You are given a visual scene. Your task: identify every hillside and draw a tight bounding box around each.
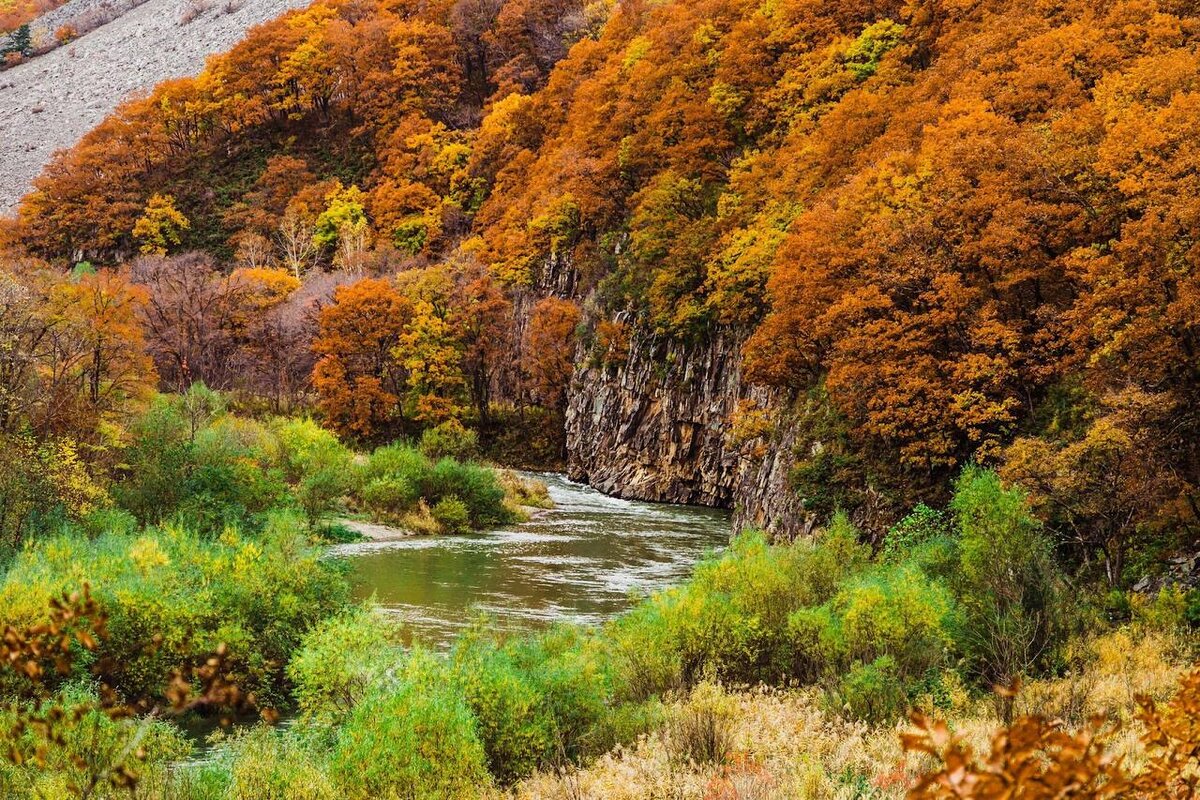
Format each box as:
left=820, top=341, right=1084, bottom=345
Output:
left=2, top=0, right=1200, bottom=796
left=4, top=0, right=1200, bottom=579
left=0, top=0, right=308, bottom=212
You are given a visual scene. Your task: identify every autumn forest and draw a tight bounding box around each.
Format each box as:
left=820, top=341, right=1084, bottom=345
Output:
left=2, top=0, right=1200, bottom=796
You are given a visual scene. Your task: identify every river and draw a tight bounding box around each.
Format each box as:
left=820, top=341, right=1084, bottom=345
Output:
left=328, top=473, right=732, bottom=646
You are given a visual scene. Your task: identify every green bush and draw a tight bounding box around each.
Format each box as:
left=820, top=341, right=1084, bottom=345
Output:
left=298, top=466, right=350, bottom=522
left=115, top=389, right=297, bottom=534
left=185, top=415, right=286, bottom=526
left=360, top=443, right=430, bottom=486
left=420, top=419, right=479, bottom=461
left=0, top=684, right=192, bottom=800
left=505, top=626, right=616, bottom=761
left=331, top=651, right=492, bottom=799
left=355, top=443, right=514, bottom=531
left=882, top=503, right=950, bottom=561
left=112, top=395, right=195, bottom=523
left=836, top=655, right=907, bottom=723
left=79, top=507, right=139, bottom=539
left=951, top=466, right=1064, bottom=685
left=0, top=523, right=349, bottom=708
left=432, top=495, right=471, bottom=533
left=608, top=523, right=870, bottom=690
left=789, top=562, right=959, bottom=710
left=450, top=634, right=556, bottom=783
left=288, top=608, right=401, bottom=724
left=1186, top=589, right=1200, bottom=629
left=179, top=726, right=337, bottom=800
left=424, top=459, right=509, bottom=528
left=360, top=475, right=420, bottom=517
left=271, top=417, right=353, bottom=483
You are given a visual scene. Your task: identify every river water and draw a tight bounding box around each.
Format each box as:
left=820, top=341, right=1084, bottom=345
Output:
left=328, top=473, right=732, bottom=646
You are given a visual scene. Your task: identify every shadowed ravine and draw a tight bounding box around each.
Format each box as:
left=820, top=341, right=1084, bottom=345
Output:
left=329, top=473, right=731, bottom=646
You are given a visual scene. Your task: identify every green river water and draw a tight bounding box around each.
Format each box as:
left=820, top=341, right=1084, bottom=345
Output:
left=182, top=473, right=729, bottom=749
left=329, top=472, right=732, bottom=646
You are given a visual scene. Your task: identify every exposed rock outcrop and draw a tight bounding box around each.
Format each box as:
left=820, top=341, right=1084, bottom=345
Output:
left=564, top=328, right=809, bottom=538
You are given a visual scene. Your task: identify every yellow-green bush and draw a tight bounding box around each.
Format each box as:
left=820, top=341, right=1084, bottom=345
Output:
left=0, top=523, right=349, bottom=707
left=330, top=651, right=492, bottom=800
left=287, top=607, right=402, bottom=724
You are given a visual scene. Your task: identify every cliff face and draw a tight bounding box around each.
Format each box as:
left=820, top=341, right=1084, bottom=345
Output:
left=564, top=329, right=809, bottom=538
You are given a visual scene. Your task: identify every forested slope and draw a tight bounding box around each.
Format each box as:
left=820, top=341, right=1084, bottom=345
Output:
left=5, top=0, right=1200, bottom=583
left=0, top=0, right=313, bottom=212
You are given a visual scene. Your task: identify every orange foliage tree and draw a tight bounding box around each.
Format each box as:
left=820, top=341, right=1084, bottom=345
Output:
left=523, top=296, right=581, bottom=412
left=12, top=0, right=1200, bottom=539
left=42, top=268, right=155, bottom=432
left=312, top=277, right=413, bottom=438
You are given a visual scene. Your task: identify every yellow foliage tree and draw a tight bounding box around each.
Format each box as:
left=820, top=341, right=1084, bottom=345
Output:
left=132, top=194, right=190, bottom=256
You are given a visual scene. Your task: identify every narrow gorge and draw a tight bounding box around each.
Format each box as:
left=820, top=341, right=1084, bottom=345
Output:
left=565, top=328, right=807, bottom=537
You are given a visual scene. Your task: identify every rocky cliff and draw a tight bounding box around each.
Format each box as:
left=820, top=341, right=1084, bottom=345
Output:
left=564, top=328, right=809, bottom=538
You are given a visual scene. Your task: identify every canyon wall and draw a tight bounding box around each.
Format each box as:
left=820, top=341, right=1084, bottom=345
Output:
left=564, top=329, right=809, bottom=538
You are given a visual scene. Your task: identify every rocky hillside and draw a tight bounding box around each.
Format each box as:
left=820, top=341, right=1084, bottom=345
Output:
left=0, top=0, right=308, bottom=213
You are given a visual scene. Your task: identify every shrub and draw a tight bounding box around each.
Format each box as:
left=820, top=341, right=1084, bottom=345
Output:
left=497, top=470, right=553, bottom=512
left=836, top=655, right=908, bottom=723
left=271, top=417, right=353, bottom=483
left=331, top=651, right=492, bottom=799
left=1186, top=589, right=1200, bottom=629
left=450, top=634, right=556, bottom=784
left=605, top=600, right=685, bottom=701
left=608, top=524, right=871, bottom=690
left=80, top=507, right=138, bottom=539
left=424, top=458, right=509, bottom=528
left=288, top=608, right=401, bottom=724
left=0, top=433, right=109, bottom=551
left=881, top=503, right=950, bottom=561
left=432, top=495, right=471, bottom=533
left=0, top=523, right=349, bottom=708
left=1132, top=586, right=1190, bottom=632
left=0, top=683, right=192, bottom=799
left=355, top=443, right=517, bottom=530
left=793, top=563, right=959, bottom=685
left=297, top=466, right=349, bottom=522
left=116, top=389, right=289, bottom=533
left=504, top=626, right=615, bottom=761
left=419, top=419, right=478, bottom=460
left=360, top=475, right=419, bottom=518
left=189, top=726, right=337, bottom=800
left=951, top=466, right=1064, bottom=687
left=360, top=443, right=430, bottom=486
left=114, top=393, right=206, bottom=523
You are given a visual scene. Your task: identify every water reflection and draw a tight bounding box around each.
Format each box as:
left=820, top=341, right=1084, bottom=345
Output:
left=329, top=473, right=731, bottom=646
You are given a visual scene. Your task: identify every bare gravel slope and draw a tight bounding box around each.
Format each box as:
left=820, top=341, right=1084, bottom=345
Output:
left=0, top=0, right=309, bottom=215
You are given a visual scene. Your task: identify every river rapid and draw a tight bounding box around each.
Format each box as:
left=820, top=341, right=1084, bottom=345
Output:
left=328, top=472, right=732, bottom=646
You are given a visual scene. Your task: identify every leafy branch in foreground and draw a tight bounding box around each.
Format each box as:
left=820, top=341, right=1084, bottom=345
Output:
left=905, top=668, right=1200, bottom=799
left=1, top=585, right=267, bottom=797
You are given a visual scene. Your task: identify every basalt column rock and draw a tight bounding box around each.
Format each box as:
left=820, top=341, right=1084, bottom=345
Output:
left=565, top=331, right=740, bottom=507
left=565, top=329, right=809, bottom=538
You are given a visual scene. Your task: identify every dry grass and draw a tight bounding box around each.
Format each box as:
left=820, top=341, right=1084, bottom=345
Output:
left=498, top=470, right=554, bottom=515
left=503, top=627, right=1195, bottom=800
left=1015, top=628, right=1187, bottom=724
